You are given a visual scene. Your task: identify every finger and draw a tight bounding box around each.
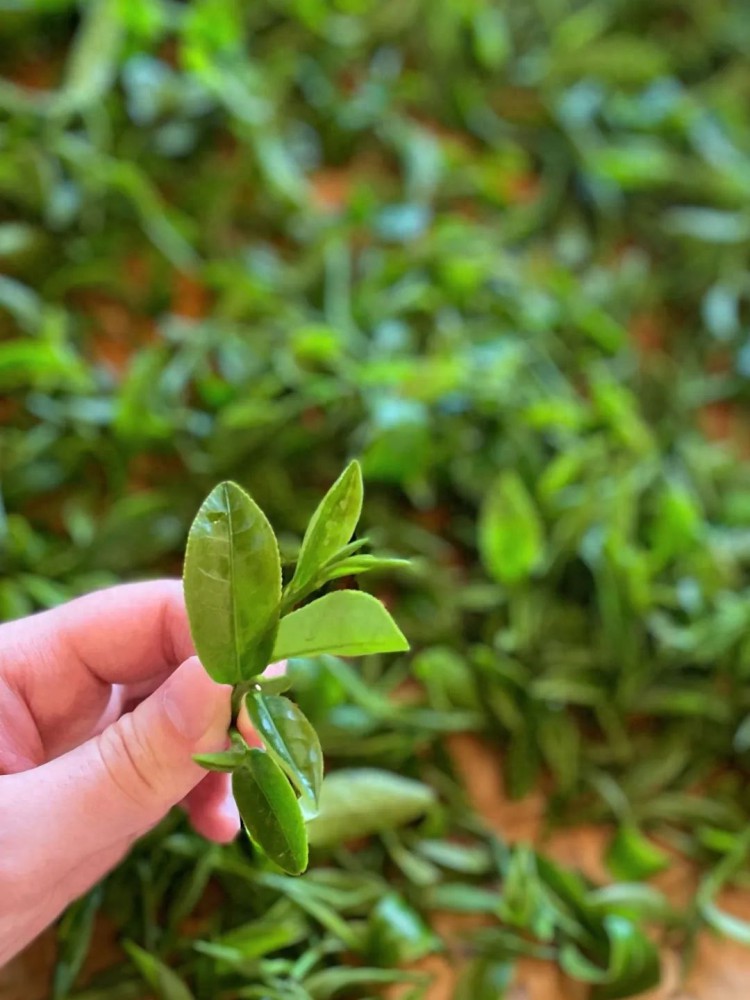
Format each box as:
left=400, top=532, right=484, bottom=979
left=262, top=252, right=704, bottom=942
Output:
left=183, top=772, right=240, bottom=843
left=0, top=657, right=228, bottom=966
left=265, top=659, right=287, bottom=679
left=0, top=824, right=135, bottom=967
left=6, top=657, right=231, bottom=861
left=2, top=580, right=193, bottom=690
left=0, top=581, right=194, bottom=747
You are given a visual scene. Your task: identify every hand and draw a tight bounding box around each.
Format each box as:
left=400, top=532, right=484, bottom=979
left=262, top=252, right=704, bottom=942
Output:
left=0, top=580, right=248, bottom=966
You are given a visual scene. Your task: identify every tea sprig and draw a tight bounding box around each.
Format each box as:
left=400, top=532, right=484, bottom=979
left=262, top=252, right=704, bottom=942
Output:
left=183, top=461, right=409, bottom=873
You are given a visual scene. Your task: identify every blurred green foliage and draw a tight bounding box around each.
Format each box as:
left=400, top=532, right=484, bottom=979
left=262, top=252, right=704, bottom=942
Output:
left=4, top=0, right=750, bottom=996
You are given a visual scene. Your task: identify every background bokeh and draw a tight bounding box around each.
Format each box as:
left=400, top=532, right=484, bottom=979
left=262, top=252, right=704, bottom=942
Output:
left=4, top=1, right=750, bottom=997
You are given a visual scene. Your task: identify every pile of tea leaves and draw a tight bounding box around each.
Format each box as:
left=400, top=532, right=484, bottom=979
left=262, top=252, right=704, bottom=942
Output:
left=3, top=1, right=750, bottom=997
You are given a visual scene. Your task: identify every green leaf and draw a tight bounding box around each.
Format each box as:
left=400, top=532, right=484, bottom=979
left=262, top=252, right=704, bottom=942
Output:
left=318, top=554, right=412, bottom=583
left=560, top=942, right=610, bottom=983
left=291, top=460, right=363, bottom=593
left=648, top=479, right=702, bottom=565
left=212, top=902, right=309, bottom=956
left=305, top=769, right=435, bottom=847
left=416, top=839, right=492, bottom=875
left=366, top=892, right=438, bottom=964
left=54, top=0, right=123, bottom=116
left=0, top=337, right=88, bottom=391
left=478, top=471, right=544, bottom=584
left=196, top=912, right=309, bottom=964
left=232, top=748, right=308, bottom=875
left=123, top=942, right=195, bottom=1000
left=605, top=825, right=670, bottom=881
left=454, top=958, right=514, bottom=1000
left=588, top=883, right=670, bottom=920
left=425, top=883, right=502, bottom=914
left=273, top=591, right=408, bottom=661
left=183, top=481, right=281, bottom=684
left=192, top=746, right=247, bottom=772
left=303, top=966, right=425, bottom=998
left=700, top=899, right=750, bottom=945
left=593, top=915, right=661, bottom=1000
left=244, top=692, right=324, bottom=807
left=560, top=915, right=660, bottom=999
left=251, top=872, right=365, bottom=949
left=472, top=8, right=511, bottom=70
left=255, top=673, right=293, bottom=696
left=325, top=537, right=370, bottom=562
left=53, top=887, right=102, bottom=999
left=0, top=277, right=42, bottom=331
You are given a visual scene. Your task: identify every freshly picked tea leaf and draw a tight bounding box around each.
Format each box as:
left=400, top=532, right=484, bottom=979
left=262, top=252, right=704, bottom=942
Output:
left=183, top=482, right=281, bottom=684
left=232, top=749, right=309, bottom=876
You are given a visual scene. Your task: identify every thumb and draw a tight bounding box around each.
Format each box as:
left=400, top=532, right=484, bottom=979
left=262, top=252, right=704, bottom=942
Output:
left=0, top=659, right=229, bottom=964
left=23, top=657, right=231, bottom=854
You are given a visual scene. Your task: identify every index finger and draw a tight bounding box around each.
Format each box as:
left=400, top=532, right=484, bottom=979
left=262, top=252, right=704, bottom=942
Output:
left=2, top=580, right=195, bottom=693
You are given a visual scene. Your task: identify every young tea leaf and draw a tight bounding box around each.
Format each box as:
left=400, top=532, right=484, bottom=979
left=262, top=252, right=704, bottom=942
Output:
left=244, top=691, right=324, bottom=807
left=605, top=825, right=670, bottom=881
left=53, top=887, right=102, bottom=1000
left=291, top=460, right=363, bottom=593
left=326, top=537, right=370, bottom=562
left=318, top=554, right=412, bottom=584
left=183, top=481, right=281, bottom=684
left=255, top=673, right=294, bottom=696
left=232, top=748, right=308, bottom=875
left=700, top=899, right=750, bottom=946
left=366, top=892, right=438, bottom=964
left=592, top=915, right=661, bottom=1000
left=192, top=746, right=248, bottom=772
left=305, top=769, right=435, bottom=847
left=273, top=591, right=408, bottom=661
left=303, top=966, right=425, bottom=998
left=478, top=471, right=543, bottom=584
left=54, top=0, right=123, bottom=117
left=123, top=942, right=195, bottom=1000
left=456, top=958, right=515, bottom=1000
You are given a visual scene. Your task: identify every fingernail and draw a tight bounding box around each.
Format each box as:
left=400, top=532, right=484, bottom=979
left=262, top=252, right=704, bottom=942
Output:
left=162, top=658, right=230, bottom=743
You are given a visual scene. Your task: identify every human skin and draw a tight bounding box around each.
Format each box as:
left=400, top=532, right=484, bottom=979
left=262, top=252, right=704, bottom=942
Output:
left=0, top=580, right=263, bottom=966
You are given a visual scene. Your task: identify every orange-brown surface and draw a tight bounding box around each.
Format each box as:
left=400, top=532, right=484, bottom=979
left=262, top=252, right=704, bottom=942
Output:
left=2, top=735, right=750, bottom=999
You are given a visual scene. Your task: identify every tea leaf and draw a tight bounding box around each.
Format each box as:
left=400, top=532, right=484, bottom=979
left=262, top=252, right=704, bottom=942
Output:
left=588, top=884, right=670, bottom=921
left=244, top=692, right=324, bottom=807
left=593, top=916, right=661, bottom=1000
left=192, top=746, right=247, bottom=772
left=53, top=887, right=102, bottom=999
left=123, top=942, right=195, bottom=1000
left=605, top=825, right=670, bottom=881
left=700, top=900, right=750, bottom=946
left=478, top=471, right=544, bottom=584
left=303, top=966, right=425, bottom=998
left=232, top=748, right=308, bottom=875
left=318, top=554, right=412, bottom=584
left=366, top=892, right=438, bottom=964
left=54, top=0, right=123, bottom=116
left=255, top=673, right=293, bottom=696
left=454, top=958, right=514, bottom=1000
left=290, top=460, right=363, bottom=594
left=273, top=591, right=408, bottom=660
left=305, top=769, right=435, bottom=847
left=183, top=482, right=281, bottom=684
left=560, top=914, right=660, bottom=998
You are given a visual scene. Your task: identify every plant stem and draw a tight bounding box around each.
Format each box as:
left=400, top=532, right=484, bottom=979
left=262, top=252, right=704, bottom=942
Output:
left=231, top=681, right=254, bottom=725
